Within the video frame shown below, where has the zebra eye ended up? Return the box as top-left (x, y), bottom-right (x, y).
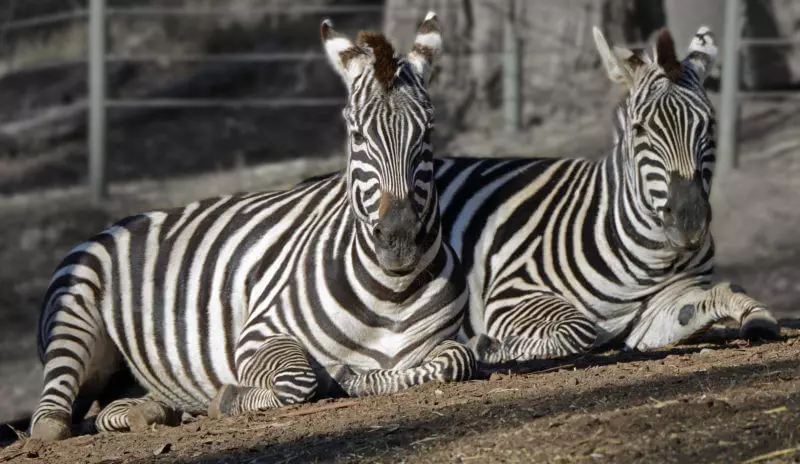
top-left (351, 131), bottom-right (366, 145)
top-left (633, 123), bottom-right (647, 138)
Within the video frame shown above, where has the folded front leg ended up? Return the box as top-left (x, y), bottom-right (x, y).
top-left (333, 340), bottom-right (476, 397)
top-left (473, 291), bottom-right (597, 364)
top-left (625, 281), bottom-right (780, 351)
top-left (208, 334), bottom-right (318, 418)
top-left (95, 395), bottom-right (181, 433)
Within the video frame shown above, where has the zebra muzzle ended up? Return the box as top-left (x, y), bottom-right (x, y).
top-left (662, 172), bottom-right (710, 250)
top-left (373, 197), bottom-right (424, 274)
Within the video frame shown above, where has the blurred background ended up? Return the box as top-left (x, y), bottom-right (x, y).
top-left (1, 0), bottom-right (799, 429)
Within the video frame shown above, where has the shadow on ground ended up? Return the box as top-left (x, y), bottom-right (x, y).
top-left (157, 355), bottom-right (800, 463)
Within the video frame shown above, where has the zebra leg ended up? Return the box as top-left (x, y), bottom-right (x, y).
top-left (625, 282), bottom-right (780, 350)
top-left (30, 296), bottom-right (121, 442)
top-left (333, 340), bottom-right (475, 397)
top-left (475, 292), bottom-right (597, 364)
top-left (207, 334), bottom-right (317, 418)
top-left (95, 396), bottom-right (180, 433)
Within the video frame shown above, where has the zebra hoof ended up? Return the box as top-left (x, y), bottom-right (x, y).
top-left (208, 384), bottom-right (238, 419)
top-left (30, 414), bottom-right (71, 442)
top-left (467, 334), bottom-right (504, 364)
top-left (741, 309), bottom-right (780, 341)
top-left (127, 401), bottom-right (169, 432)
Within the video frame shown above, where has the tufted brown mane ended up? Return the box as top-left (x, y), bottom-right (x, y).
top-left (357, 31), bottom-right (399, 91)
top-left (656, 28), bottom-right (683, 81)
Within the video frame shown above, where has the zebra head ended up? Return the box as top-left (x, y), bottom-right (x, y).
top-left (594, 26), bottom-right (717, 251)
top-left (322, 13), bottom-right (441, 275)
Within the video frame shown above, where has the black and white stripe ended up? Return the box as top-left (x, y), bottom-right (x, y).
top-left (435, 26), bottom-right (779, 364)
top-left (30, 13), bottom-right (474, 441)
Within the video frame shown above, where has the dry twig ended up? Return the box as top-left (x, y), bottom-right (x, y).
top-left (274, 399), bottom-right (359, 419)
top-left (741, 447), bottom-right (799, 463)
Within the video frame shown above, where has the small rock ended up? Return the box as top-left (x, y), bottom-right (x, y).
top-left (72, 435), bottom-right (93, 445)
top-left (153, 443), bottom-right (172, 455)
top-left (183, 422), bottom-right (201, 433)
top-left (489, 372), bottom-right (508, 382)
top-left (434, 389), bottom-right (444, 396)
top-left (698, 348), bottom-right (715, 356)
top-left (23, 438), bottom-right (44, 458)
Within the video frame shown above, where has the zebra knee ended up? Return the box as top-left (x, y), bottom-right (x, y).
top-left (552, 318), bottom-right (597, 353)
top-left (208, 366), bottom-right (318, 419)
top-left (270, 369), bottom-right (318, 405)
top-left (498, 318), bottom-right (596, 362)
top-left (426, 340), bottom-right (477, 382)
top-left (95, 399), bottom-right (136, 432)
top-left (208, 380), bottom-right (314, 419)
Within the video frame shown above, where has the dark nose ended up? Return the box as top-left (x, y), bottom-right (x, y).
top-left (663, 171), bottom-right (711, 247)
top-left (374, 197), bottom-right (422, 250)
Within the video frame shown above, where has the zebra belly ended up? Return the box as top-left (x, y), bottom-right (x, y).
top-left (102, 308), bottom-right (239, 413)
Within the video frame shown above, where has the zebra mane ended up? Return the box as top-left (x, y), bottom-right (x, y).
top-left (357, 31), bottom-right (400, 91)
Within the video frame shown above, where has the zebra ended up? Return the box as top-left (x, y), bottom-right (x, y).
top-left (30, 12), bottom-right (475, 442)
top-left (434, 26), bottom-right (780, 365)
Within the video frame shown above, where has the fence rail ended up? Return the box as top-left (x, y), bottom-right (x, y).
top-left (0, 0), bottom-right (799, 202)
top-left (0, 4), bottom-right (385, 32)
top-left (0, 10), bottom-right (87, 31)
top-left (105, 5), bottom-right (384, 16)
top-left (105, 97), bottom-right (346, 109)
top-left (105, 52), bottom-right (328, 64)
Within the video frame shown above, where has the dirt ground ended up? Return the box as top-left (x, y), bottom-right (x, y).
top-left (1, 327), bottom-right (799, 464)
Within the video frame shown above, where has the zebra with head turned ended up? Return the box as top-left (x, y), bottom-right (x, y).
top-left (434, 26), bottom-right (780, 364)
top-left (30, 12), bottom-right (475, 442)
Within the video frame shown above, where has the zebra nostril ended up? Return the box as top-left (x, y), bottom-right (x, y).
top-left (662, 205), bottom-right (673, 216)
top-left (373, 224), bottom-right (385, 244)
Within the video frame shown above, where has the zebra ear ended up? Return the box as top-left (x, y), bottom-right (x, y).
top-left (407, 11), bottom-right (442, 85)
top-left (682, 26), bottom-right (717, 84)
top-left (593, 26), bottom-right (633, 88)
top-left (593, 26), bottom-right (650, 90)
top-left (654, 28), bottom-right (683, 80)
top-left (321, 18), bottom-right (369, 87)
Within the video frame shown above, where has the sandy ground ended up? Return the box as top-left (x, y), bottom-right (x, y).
top-left (1, 328), bottom-right (799, 463)
top-left (1, 97), bottom-right (799, 462)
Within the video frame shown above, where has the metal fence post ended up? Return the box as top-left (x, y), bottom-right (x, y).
top-left (718, 0), bottom-right (742, 174)
top-left (503, 0), bottom-right (522, 133)
top-left (89, 0), bottom-right (107, 202)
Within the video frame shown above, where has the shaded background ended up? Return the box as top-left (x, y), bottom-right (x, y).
top-left (1, 0), bottom-right (799, 426)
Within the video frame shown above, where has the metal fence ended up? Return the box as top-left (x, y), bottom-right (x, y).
top-left (1, 0), bottom-right (799, 202)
